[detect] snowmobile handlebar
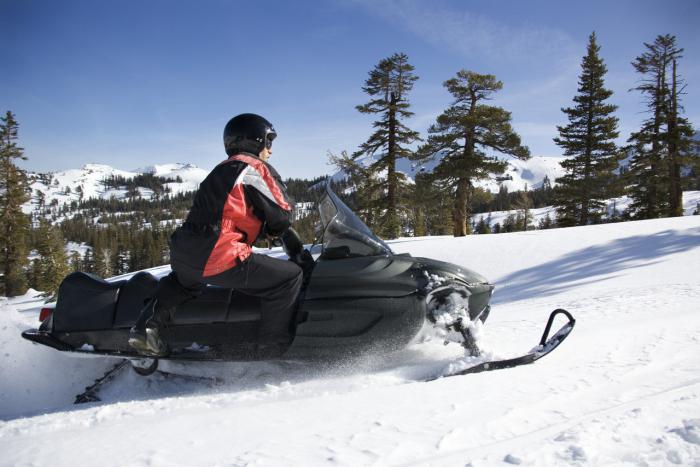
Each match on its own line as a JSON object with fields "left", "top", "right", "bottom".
{"left": 280, "top": 227, "right": 304, "bottom": 262}
{"left": 280, "top": 227, "right": 314, "bottom": 275}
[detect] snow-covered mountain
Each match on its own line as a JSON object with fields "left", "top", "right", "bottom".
{"left": 478, "top": 155, "right": 566, "bottom": 192}
{"left": 136, "top": 163, "right": 208, "bottom": 193}
{"left": 331, "top": 154, "right": 567, "bottom": 192}
{"left": 1, "top": 215, "right": 699, "bottom": 465}
{"left": 23, "top": 163, "right": 208, "bottom": 215}
{"left": 25, "top": 156, "right": 567, "bottom": 219}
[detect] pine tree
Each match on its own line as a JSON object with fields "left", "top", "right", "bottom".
{"left": 82, "top": 247, "right": 95, "bottom": 273}
{"left": 538, "top": 213, "right": 554, "bottom": 230}
{"left": 494, "top": 185, "right": 511, "bottom": 211}
{"left": 417, "top": 70, "right": 529, "bottom": 236}
{"left": 411, "top": 174, "right": 454, "bottom": 236}
{"left": 513, "top": 188, "right": 534, "bottom": 231}
{"left": 627, "top": 34, "right": 691, "bottom": 218}
{"left": 33, "top": 221, "right": 69, "bottom": 299}
{"left": 475, "top": 216, "right": 491, "bottom": 234}
{"left": 93, "top": 244, "right": 109, "bottom": 277}
{"left": 666, "top": 56, "right": 695, "bottom": 216}
{"left": 69, "top": 250, "right": 82, "bottom": 272}
{"left": 328, "top": 150, "right": 382, "bottom": 227}
{"left": 0, "top": 111, "right": 31, "bottom": 296}
{"left": 554, "top": 32, "right": 620, "bottom": 226}
{"left": 354, "top": 53, "right": 420, "bottom": 238}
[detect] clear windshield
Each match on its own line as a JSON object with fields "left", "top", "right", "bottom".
{"left": 318, "top": 185, "right": 393, "bottom": 259}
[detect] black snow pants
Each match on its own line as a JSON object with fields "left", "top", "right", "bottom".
{"left": 154, "top": 253, "right": 303, "bottom": 346}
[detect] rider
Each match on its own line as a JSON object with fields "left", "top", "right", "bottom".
{"left": 128, "top": 113, "right": 303, "bottom": 357}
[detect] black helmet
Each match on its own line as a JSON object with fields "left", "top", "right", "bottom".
{"left": 223, "top": 113, "right": 277, "bottom": 156}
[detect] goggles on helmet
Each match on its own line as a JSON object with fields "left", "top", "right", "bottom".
{"left": 264, "top": 130, "right": 277, "bottom": 150}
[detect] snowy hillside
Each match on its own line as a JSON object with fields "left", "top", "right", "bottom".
{"left": 136, "top": 163, "right": 209, "bottom": 194}
{"left": 481, "top": 156, "right": 566, "bottom": 192}
{"left": 331, "top": 154, "right": 567, "bottom": 193}
{"left": 1, "top": 216, "right": 699, "bottom": 465}
{"left": 472, "top": 190, "right": 700, "bottom": 229}
{"left": 23, "top": 162, "right": 208, "bottom": 214}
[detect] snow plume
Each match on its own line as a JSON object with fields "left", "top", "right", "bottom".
{"left": 428, "top": 288, "right": 471, "bottom": 329}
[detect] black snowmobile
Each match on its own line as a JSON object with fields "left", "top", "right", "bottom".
{"left": 22, "top": 184, "right": 575, "bottom": 394}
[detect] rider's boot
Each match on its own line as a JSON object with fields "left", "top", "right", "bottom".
{"left": 128, "top": 298, "right": 172, "bottom": 357}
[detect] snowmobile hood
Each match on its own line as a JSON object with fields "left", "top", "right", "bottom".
{"left": 415, "top": 257, "right": 492, "bottom": 287}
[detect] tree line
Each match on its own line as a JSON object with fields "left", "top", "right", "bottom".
{"left": 334, "top": 33, "right": 696, "bottom": 238}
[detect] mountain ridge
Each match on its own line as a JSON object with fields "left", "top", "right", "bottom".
{"left": 25, "top": 156, "right": 568, "bottom": 215}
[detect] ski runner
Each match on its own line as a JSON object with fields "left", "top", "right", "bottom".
{"left": 128, "top": 113, "right": 303, "bottom": 357}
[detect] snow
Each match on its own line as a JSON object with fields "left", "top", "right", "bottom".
{"left": 1, "top": 216, "right": 700, "bottom": 465}
{"left": 472, "top": 190, "right": 700, "bottom": 230}
{"left": 138, "top": 163, "right": 208, "bottom": 195}
{"left": 23, "top": 162, "right": 207, "bottom": 216}
{"left": 332, "top": 154, "right": 567, "bottom": 194}
{"left": 476, "top": 155, "right": 566, "bottom": 192}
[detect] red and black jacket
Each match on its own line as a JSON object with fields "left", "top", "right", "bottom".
{"left": 169, "top": 152, "right": 293, "bottom": 279}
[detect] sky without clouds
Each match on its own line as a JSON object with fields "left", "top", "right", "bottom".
{"left": 2, "top": 0, "right": 699, "bottom": 179}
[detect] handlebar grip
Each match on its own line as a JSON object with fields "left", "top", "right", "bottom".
{"left": 281, "top": 227, "right": 303, "bottom": 261}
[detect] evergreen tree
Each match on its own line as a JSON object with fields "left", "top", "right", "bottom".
{"left": 32, "top": 221, "right": 69, "bottom": 299}
{"left": 411, "top": 174, "right": 454, "bottom": 236}
{"left": 27, "top": 258, "right": 41, "bottom": 290}
{"left": 666, "top": 56, "right": 695, "bottom": 216}
{"left": 69, "top": 251, "right": 82, "bottom": 272}
{"left": 417, "top": 70, "right": 529, "bottom": 236}
{"left": 475, "top": 216, "right": 491, "bottom": 234}
{"left": 502, "top": 213, "right": 518, "bottom": 233}
{"left": 112, "top": 245, "right": 129, "bottom": 275}
{"left": 328, "top": 150, "right": 382, "bottom": 228}
{"left": 627, "top": 34, "right": 691, "bottom": 218}
{"left": 494, "top": 185, "right": 511, "bottom": 211}
{"left": 538, "top": 212, "right": 554, "bottom": 230}
{"left": 554, "top": 32, "right": 620, "bottom": 226}
{"left": 354, "top": 53, "right": 420, "bottom": 238}
{"left": 685, "top": 134, "right": 700, "bottom": 191}
{"left": 513, "top": 188, "right": 535, "bottom": 231}
{"left": 93, "top": 245, "right": 109, "bottom": 277}
{"left": 82, "top": 247, "right": 95, "bottom": 273}
{"left": 0, "top": 111, "right": 30, "bottom": 296}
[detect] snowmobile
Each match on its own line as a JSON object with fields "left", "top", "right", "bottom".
{"left": 22, "top": 184, "right": 575, "bottom": 398}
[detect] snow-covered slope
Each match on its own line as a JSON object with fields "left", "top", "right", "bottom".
{"left": 23, "top": 163, "right": 138, "bottom": 214}
{"left": 1, "top": 216, "right": 699, "bottom": 465}
{"left": 137, "top": 163, "right": 209, "bottom": 194}
{"left": 330, "top": 154, "right": 567, "bottom": 193}
{"left": 481, "top": 155, "right": 566, "bottom": 191}
{"left": 23, "top": 163, "right": 207, "bottom": 214}
{"left": 472, "top": 190, "right": 700, "bottom": 229}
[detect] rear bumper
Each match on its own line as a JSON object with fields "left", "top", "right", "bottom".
{"left": 21, "top": 329, "right": 74, "bottom": 351}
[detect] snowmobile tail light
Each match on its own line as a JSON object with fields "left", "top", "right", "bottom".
{"left": 39, "top": 307, "right": 54, "bottom": 322}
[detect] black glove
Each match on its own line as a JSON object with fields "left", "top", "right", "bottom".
{"left": 280, "top": 227, "right": 303, "bottom": 261}
{"left": 297, "top": 249, "right": 314, "bottom": 274}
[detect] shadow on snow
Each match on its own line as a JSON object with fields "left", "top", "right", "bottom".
{"left": 492, "top": 227, "right": 700, "bottom": 305}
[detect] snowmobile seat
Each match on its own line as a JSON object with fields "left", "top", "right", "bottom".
{"left": 173, "top": 288, "right": 262, "bottom": 324}
{"left": 113, "top": 271, "right": 159, "bottom": 328}
{"left": 53, "top": 272, "right": 126, "bottom": 332}
{"left": 173, "top": 286, "right": 232, "bottom": 324}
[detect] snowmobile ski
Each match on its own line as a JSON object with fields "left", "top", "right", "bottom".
{"left": 429, "top": 309, "right": 576, "bottom": 380}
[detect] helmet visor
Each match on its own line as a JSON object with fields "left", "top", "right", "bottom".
{"left": 264, "top": 130, "right": 277, "bottom": 150}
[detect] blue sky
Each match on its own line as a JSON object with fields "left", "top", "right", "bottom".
{"left": 3, "top": 0, "right": 699, "bottom": 179}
